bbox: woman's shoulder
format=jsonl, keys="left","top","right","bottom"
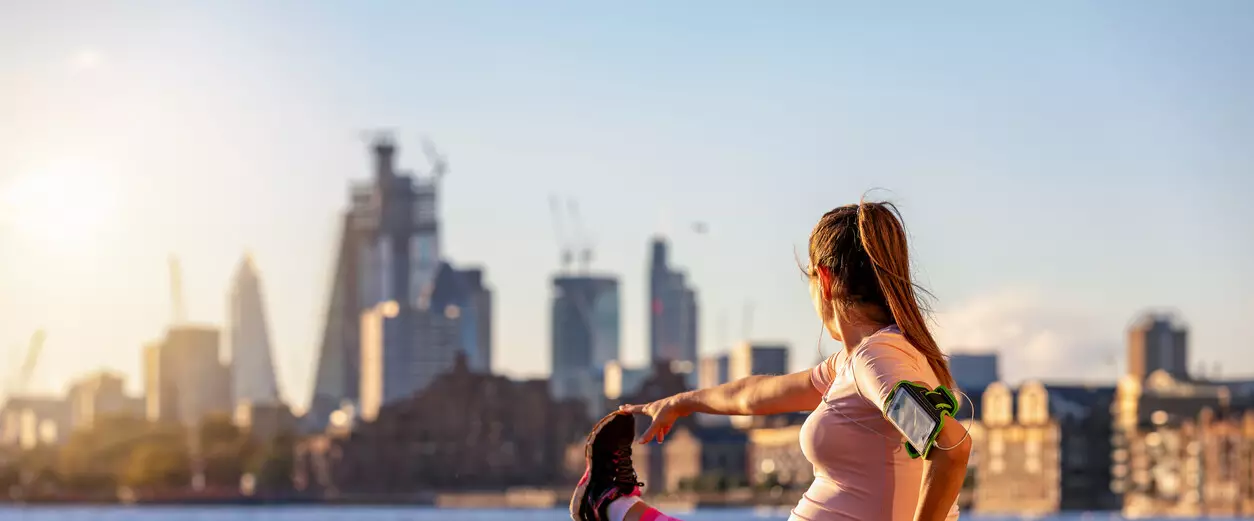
{"left": 850, "top": 329, "right": 923, "bottom": 365}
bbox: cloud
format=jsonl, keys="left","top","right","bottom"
{"left": 930, "top": 287, "right": 1121, "bottom": 384}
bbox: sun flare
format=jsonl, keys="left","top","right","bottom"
{"left": 0, "top": 162, "right": 120, "bottom": 251}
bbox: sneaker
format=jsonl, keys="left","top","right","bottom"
{"left": 569, "top": 411, "right": 645, "bottom": 521}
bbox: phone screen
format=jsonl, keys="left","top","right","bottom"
{"left": 885, "top": 389, "right": 938, "bottom": 454}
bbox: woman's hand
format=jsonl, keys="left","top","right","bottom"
{"left": 619, "top": 393, "right": 691, "bottom": 444}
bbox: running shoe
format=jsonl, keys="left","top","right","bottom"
{"left": 569, "top": 411, "right": 645, "bottom": 521}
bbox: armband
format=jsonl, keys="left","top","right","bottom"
{"left": 882, "top": 381, "right": 959, "bottom": 459}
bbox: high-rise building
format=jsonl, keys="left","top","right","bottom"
{"left": 551, "top": 275, "right": 620, "bottom": 417}
{"left": 144, "top": 325, "right": 232, "bottom": 425}
{"left": 949, "top": 352, "right": 1000, "bottom": 392}
{"left": 728, "top": 342, "right": 789, "bottom": 429}
{"left": 66, "top": 371, "right": 144, "bottom": 432}
{"left": 359, "top": 262, "right": 477, "bottom": 422}
{"left": 452, "top": 267, "right": 493, "bottom": 373}
{"left": 227, "top": 253, "right": 282, "bottom": 407}
{"left": 729, "top": 342, "right": 790, "bottom": 380}
{"left": 649, "top": 237, "right": 699, "bottom": 372}
{"left": 1127, "top": 312, "right": 1188, "bottom": 382}
{"left": 309, "top": 135, "right": 471, "bottom": 431}
{"left": 699, "top": 354, "right": 730, "bottom": 390}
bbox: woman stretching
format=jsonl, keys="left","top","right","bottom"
{"left": 570, "top": 201, "right": 970, "bottom": 521}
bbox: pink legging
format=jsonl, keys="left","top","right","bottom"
{"left": 640, "top": 508, "right": 683, "bottom": 521}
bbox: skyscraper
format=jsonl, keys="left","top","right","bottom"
{"left": 309, "top": 135, "right": 487, "bottom": 430}
{"left": 1127, "top": 312, "right": 1189, "bottom": 382}
{"left": 551, "top": 275, "right": 620, "bottom": 417}
{"left": 227, "top": 253, "right": 281, "bottom": 406}
{"left": 948, "top": 352, "right": 1001, "bottom": 392}
{"left": 308, "top": 136, "right": 436, "bottom": 430}
{"left": 648, "top": 237, "right": 699, "bottom": 371}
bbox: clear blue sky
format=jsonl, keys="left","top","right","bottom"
{"left": 2, "top": 1, "right": 1251, "bottom": 408}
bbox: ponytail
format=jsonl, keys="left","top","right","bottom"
{"left": 855, "top": 201, "right": 956, "bottom": 390}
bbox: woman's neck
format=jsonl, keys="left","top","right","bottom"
{"left": 838, "top": 319, "right": 893, "bottom": 352}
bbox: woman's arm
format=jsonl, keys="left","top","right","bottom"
{"left": 914, "top": 415, "right": 972, "bottom": 521}
{"left": 676, "top": 370, "right": 822, "bottom": 416}
{"left": 621, "top": 369, "right": 822, "bottom": 444}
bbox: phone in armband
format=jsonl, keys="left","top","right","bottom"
{"left": 882, "top": 381, "right": 959, "bottom": 459}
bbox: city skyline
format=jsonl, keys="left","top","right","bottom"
{"left": 2, "top": 2, "right": 1252, "bottom": 409}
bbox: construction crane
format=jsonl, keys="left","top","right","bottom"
{"left": 4, "top": 330, "right": 45, "bottom": 396}
{"left": 169, "top": 255, "right": 186, "bottom": 326}
{"left": 566, "top": 198, "right": 594, "bottom": 273}
{"left": 420, "top": 137, "right": 449, "bottom": 181}
{"left": 548, "top": 194, "right": 574, "bottom": 272}
{"left": 547, "top": 194, "right": 597, "bottom": 273}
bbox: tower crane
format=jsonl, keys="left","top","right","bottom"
{"left": 549, "top": 194, "right": 574, "bottom": 272}
{"left": 4, "top": 330, "right": 45, "bottom": 396}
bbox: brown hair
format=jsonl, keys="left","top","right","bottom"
{"left": 806, "top": 200, "right": 955, "bottom": 389}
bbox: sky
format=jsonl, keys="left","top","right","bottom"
{"left": 1, "top": 1, "right": 1251, "bottom": 409}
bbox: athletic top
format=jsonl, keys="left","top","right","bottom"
{"left": 790, "top": 327, "right": 961, "bottom": 521}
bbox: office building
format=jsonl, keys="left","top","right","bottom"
{"left": 603, "top": 360, "right": 651, "bottom": 402}
{"left": 949, "top": 352, "right": 1001, "bottom": 393}
{"left": 454, "top": 267, "right": 493, "bottom": 373}
{"left": 699, "top": 354, "right": 730, "bottom": 390}
{"left": 728, "top": 342, "right": 789, "bottom": 428}
{"left": 551, "top": 275, "right": 620, "bottom": 417}
{"left": 309, "top": 135, "right": 488, "bottom": 430}
{"left": 66, "top": 371, "right": 143, "bottom": 431}
{"left": 1128, "top": 312, "right": 1189, "bottom": 382}
{"left": 227, "top": 253, "right": 282, "bottom": 406}
{"left": 649, "top": 237, "right": 698, "bottom": 371}
{"left": 359, "top": 262, "right": 469, "bottom": 423}
{"left": 144, "top": 325, "right": 232, "bottom": 425}
{"left": 730, "top": 342, "right": 789, "bottom": 379}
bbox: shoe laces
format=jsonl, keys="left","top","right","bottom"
{"left": 609, "top": 446, "right": 643, "bottom": 488}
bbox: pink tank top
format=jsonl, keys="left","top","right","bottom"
{"left": 790, "top": 328, "right": 961, "bottom": 521}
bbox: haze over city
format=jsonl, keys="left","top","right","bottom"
{"left": 2, "top": 0, "right": 1252, "bottom": 413}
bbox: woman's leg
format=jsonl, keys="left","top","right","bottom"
{"left": 607, "top": 496, "right": 684, "bottom": 521}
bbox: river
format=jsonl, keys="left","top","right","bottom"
{"left": 0, "top": 506, "right": 1231, "bottom": 521}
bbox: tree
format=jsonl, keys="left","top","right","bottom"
{"left": 197, "top": 412, "right": 253, "bottom": 489}
{"left": 123, "top": 442, "right": 191, "bottom": 490}
{"left": 253, "top": 433, "right": 296, "bottom": 493}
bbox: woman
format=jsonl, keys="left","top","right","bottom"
{"left": 570, "top": 201, "right": 970, "bottom": 521}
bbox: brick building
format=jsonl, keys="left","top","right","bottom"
{"left": 1121, "top": 407, "right": 1254, "bottom": 517}
{"left": 632, "top": 424, "right": 747, "bottom": 493}
{"left": 313, "top": 354, "right": 588, "bottom": 494}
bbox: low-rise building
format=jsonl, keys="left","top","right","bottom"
{"left": 632, "top": 424, "right": 747, "bottom": 493}
{"left": 973, "top": 380, "right": 1118, "bottom": 514}
{"left": 319, "top": 354, "right": 588, "bottom": 494}
{"left": 747, "top": 424, "right": 811, "bottom": 490}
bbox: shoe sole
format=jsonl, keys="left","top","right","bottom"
{"left": 569, "top": 411, "right": 630, "bottom": 521}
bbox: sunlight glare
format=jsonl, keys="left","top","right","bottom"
{"left": 0, "top": 162, "right": 121, "bottom": 252}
